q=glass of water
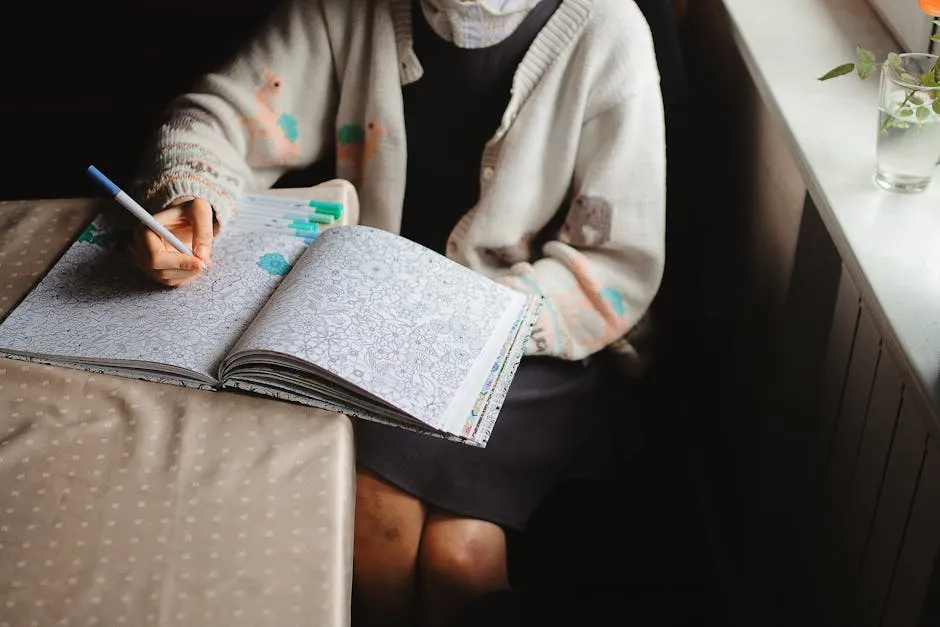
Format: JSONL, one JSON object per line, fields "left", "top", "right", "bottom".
{"left": 875, "top": 53, "right": 940, "bottom": 193}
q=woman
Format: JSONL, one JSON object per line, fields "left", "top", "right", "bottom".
{"left": 131, "top": 0, "right": 665, "bottom": 625}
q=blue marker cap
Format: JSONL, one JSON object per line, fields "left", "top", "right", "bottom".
{"left": 86, "top": 165, "right": 121, "bottom": 197}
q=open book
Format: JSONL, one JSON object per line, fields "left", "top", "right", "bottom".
{"left": 0, "top": 202, "right": 540, "bottom": 447}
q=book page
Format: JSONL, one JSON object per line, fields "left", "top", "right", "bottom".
{"left": 223, "top": 225, "right": 526, "bottom": 430}
{"left": 0, "top": 216, "right": 309, "bottom": 383}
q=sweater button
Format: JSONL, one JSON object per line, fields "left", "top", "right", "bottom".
{"left": 482, "top": 167, "right": 495, "bottom": 181}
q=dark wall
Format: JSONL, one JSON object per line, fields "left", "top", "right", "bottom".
{"left": 0, "top": 2, "right": 277, "bottom": 201}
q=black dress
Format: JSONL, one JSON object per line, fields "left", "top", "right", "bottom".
{"left": 354, "top": 0, "right": 618, "bottom": 531}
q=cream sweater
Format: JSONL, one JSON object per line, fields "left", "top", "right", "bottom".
{"left": 135, "top": 0, "right": 666, "bottom": 361}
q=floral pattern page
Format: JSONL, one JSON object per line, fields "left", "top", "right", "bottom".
{"left": 223, "top": 225, "right": 523, "bottom": 431}
{"left": 0, "top": 216, "right": 309, "bottom": 382}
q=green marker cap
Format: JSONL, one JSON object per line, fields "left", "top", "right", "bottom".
{"left": 288, "top": 221, "right": 319, "bottom": 232}
{"left": 306, "top": 213, "right": 334, "bottom": 224}
{"left": 308, "top": 200, "right": 343, "bottom": 218}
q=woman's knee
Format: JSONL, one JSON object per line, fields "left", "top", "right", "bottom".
{"left": 417, "top": 511, "right": 508, "bottom": 585}
{"left": 354, "top": 467, "right": 426, "bottom": 566}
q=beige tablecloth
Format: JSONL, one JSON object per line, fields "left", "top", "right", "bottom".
{"left": 0, "top": 194, "right": 355, "bottom": 626}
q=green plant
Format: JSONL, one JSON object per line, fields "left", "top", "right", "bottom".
{"left": 819, "top": 47, "right": 940, "bottom": 87}
{"left": 818, "top": 18, "right": 940, "bottom": 83}
{"left": 819, "top": 39, "right": 940, "bottom": 131}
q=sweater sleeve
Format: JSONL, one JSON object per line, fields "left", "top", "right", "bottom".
{"left": 133, "top": 0, "right": 337, "bottom": 226}
{"left": 498, "top": 82, "right": 666, "bottom": 360}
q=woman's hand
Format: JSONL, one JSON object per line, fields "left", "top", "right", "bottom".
{"left": 130, "top": 198, "right": 216, "bottom": 288}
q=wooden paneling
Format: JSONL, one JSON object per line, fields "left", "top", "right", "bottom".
{"left": 813, "top": 312, "right": 906, "bottom": 626}
{"left": 844, "top": 353, "right": 904, "bottom": 577}
{"left": 764, "top": 264, "right": 940, "bottom": 627}
{"left": 816, "top": 270, "right": 862, "bottom": 463}
{"left": 855, "top": 397, "right": 928, "bottom": 626}
{"left": 881, "top": 441, "right": 940, "bottom": 627}
{"left": 829, "top": 305, "right": 882, "bottom": 509}
{"left": 683, "top": 2, "right": 940, "bottom": 625}
{"left": 745, "top": 88, "right": 812, "bottom": 533}
{"left": 749, "top": 99, "right": 807, "bottom": 316}
{"left": 799, "top": 262, "right": 862, "bottom": 606}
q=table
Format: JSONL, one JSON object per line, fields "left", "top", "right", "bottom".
{"left": 0, "top": 189, "right": 356, "bottom": 626}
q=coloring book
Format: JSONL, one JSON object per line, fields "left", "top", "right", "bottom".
{"left": 0, "top": 193, "right": 539, "bottom": 447}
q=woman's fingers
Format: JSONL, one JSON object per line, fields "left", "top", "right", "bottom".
{"left": 129, "top": 201, "right": 213, "bottom": 287}
{"left": 131, "top": 229, "right": 202, "bottom": 287}
{"left": 186, "top": 198, "right": 215, "bottom": 267}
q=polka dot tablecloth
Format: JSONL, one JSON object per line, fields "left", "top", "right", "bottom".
{"left": 0, "top": 200, "right": 355, "bottom": 626}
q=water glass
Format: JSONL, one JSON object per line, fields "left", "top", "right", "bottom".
{"left": 875, "top": 53, "right": 940, "bottom": 193}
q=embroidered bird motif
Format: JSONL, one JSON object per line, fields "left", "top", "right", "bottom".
{"left": 337, "top": 121, "right": 387, "bottom": 171}
{"left": 240, "top": 67, "right": 301, "bottom": 165}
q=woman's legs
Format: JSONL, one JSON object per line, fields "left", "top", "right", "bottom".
{"left": 353, "top": 467, "right": 427, "bottom": 627}
{"left": 353, "top": 467, "right": 512, "bottom": 627}
{"left": 417, "top": 509, "right": 511, "bottom": 627}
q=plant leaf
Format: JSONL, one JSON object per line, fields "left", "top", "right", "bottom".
{"left": 857, "top": 46, "right": 876, "bottom": 64}
{"left": 933, "top": 100, "right": 940, "bottom": 115}
{"left": 912, "top": 95, "right": 925, "bottom": 105}
{"left": 858, "top": 61, "right": 875, "bottom": 79}
{"left": 932, "top": 33, "right": 940, "bottom": 43}
{"left": 923, "top": 72, "right": 939, "bottom": 87}
{"left": 900, "top": 108, "right": 914, "bottom": 117}
{"left": 917, "top": 106, "right": 930, "bottom": 120}
{"left": 818, "top": 63, "right": 855, "bottom": 81}
{"left": 887, "top": 52, "right": 902, "bottom": 67}
{"left": 902, "top": 72, "right": 918, "bottom": 84}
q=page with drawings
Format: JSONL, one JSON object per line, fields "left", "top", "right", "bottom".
{"left": 222, "top": 225, "right": 527, "bottom": 432}
{"left": 0, "top": 215, "right": 309, "bottom": 384}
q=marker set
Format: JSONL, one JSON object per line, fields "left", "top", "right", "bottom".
{"left": 229, "top": 195, "right": 344, "bottom": 243}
